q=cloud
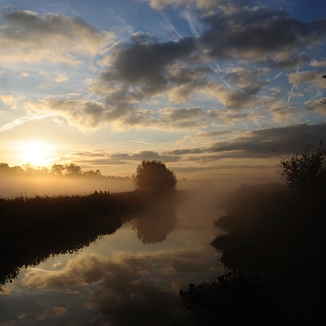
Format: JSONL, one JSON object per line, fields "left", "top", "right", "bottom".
{"left": 269, "top": 100, "right": 302, "bottom": 124}
{"left": 200, "top": 6, "right": 326, "bottom": 67}
{"left": 224, "top": 67, "right": 267, "bottom": 95}
{"left": 0, "top": 10, "right": 114, "bottom": 64}
{"left": 74, "top": 150, "right": 180, "bottom": 166}
{"left": 198, "top": 67, "right": 270, "bottom": 110}
{"left": 208, "top": 123, "right": 326, "bottom": 158}
{"left": 93, "top": 34, "right": 197, "bottom": 98}
{"left": 0, "top": 94, "right": 17, "bottom": 110}
{"left": 143, "top": 0, "right": 222, "bottom": 11}
{"left": 208, "top": 109, "right": 263, "bottom": 125}
{"left": 310, "top": 59, "right": 326, "bottom": 68}
{"left": 55, "top": 72, "right": 69, "bottom": 83}
{"left": 287, "top": 71, "right": 321, "bottom": 84}
{"left": 163, "top": 123, "right": 326, "bottom": 162}
{"left": 24, "top": 99, "right": 111, "bottom": 131}
{"left": 202, "top": 82, "right": 273, "bottom": 110}
{"left": 195, "top": 129, "right": 240, "bottom": 138}
{"left": 160, "top": 107, "right": 209, "bottom": 129}
{"left": 305, "top": 99, "right": 326, "bottom": 115}
{"left": 24, "top": 96, "right": 212, "bottom": 131}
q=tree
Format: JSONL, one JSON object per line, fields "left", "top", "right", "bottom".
{"left": 51, "top": 164, "right": 65, "bottom": 176}
{"left": 64, "top": 163, "right": 82, "bottom": 176}
{"left": 278, "top": 141, "right": 326, "bottom": 195}
{"left": 322, "top": 75, "right": 326, "bottom": 104}
{"left": 132, "top": 160, "right": 177, "bottom": 194}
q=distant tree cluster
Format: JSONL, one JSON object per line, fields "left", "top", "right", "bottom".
{"left": 0, "top": 162, "right": 129, "bottom": 181}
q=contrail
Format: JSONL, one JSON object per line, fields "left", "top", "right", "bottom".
{"left": 274, "top": 71, "right": 283, "bottom": 80}
{"left": 161, "top": 13, "right": 182, "bottom": 41}
{"left": 223, "top": 81, "right": 232, "bottom": 89}
{"left": 288, "top": 67, "right": 299, "bottom": 104}
{"left": 285, "top": 68, "right": 299, "bottom": 126}
{"left": 215, "top": 62, "right": 221, "bottom": 72}
{"left": 181, "top": 10, "right": 200, "bottom": 38}
{"left": 288, "top": 82, "right": 296, "bottom": 103}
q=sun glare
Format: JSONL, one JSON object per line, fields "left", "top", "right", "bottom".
{"left": 18, "top": 140, "right": 55, "bottom": 167}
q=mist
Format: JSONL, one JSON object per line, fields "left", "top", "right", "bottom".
{"left": 0, "top": 175, "right": 134, "bottom": 198}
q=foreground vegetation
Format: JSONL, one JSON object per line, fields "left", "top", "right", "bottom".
{"left": 178, "top": 143, "right": 326, "bottom": 325}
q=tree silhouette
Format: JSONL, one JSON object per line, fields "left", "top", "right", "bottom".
{"left": 51, "top": 164, "right": 65, "bottom": 175}
{"left": 64, "top": 163, "right": 82, "bottom": 176}
{"left": 322, "top": 75, "right": 326, "bottom": 104}
{"left": 132, "top": 160, "right": 177, "bottom": 194}
{"left": 278, "top": 141, "right": 326, "bottom": 195}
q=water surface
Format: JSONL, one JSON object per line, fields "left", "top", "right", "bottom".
{"left": 0, "top": 190, "right": 224, "bottom": 325}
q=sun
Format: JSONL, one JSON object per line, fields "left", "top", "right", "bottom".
{"left": 18, "top": 140, "right": 55, "bottom": 167}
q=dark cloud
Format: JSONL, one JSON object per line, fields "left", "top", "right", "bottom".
{"left": 208, "top": 123, "right": 326, "bottom": 157}
{"left": 162, "top": 123, "right": 326, "bottom": 164}
{"left": 195, "top": 130, "right": 240, "bottom": 138}
{"left": 73, "top": 150, "right": 180, "bottom": 166}
{"left": 96, "top": 35, "right": 197, "bottom": 97}
{"left": 224, "top": 68, "right": 267, "bottom": 95}
{"left": 200, "top": 6, "right": 326, "bottom": 67}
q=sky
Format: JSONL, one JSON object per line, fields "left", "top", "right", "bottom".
{"left": 0, "top": 0, "right": 325, "bottom": 179}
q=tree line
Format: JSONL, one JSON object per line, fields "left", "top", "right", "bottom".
{"left": 0, "top": 162, "right": 130, "bottom": 180}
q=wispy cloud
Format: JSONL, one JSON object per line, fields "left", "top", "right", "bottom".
{"left": 0, "top": 113, "right": 53, "bottom": 132}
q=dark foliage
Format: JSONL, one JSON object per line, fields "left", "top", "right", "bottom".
{"left": 132, "top": 160, "right": 177, "bottom": 194}
{"left": 206, "top": 183, "right": 326, "bottom": 325}
{"left": 178, "top": 270, "right": 285, "bottom": 326}
{"left": 278, "top": 141, "right": 326, "bottom": 196}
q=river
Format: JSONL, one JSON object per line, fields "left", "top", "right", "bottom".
{"left": 0, "top": 190, "right": 225, "bottom": 325}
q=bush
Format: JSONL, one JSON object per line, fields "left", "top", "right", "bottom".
{"left": 278, "top": 141, "right": 326, "bottom": 196}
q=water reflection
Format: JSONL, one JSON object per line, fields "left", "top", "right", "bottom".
{"left": 0, "top": 215, "right": 123, "bottom": 289}
{"left": 0, "top": 190, "right": 224, "bottom": 325}
{"left": 131, "top": 196, "right": 177, "bottom": 244}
